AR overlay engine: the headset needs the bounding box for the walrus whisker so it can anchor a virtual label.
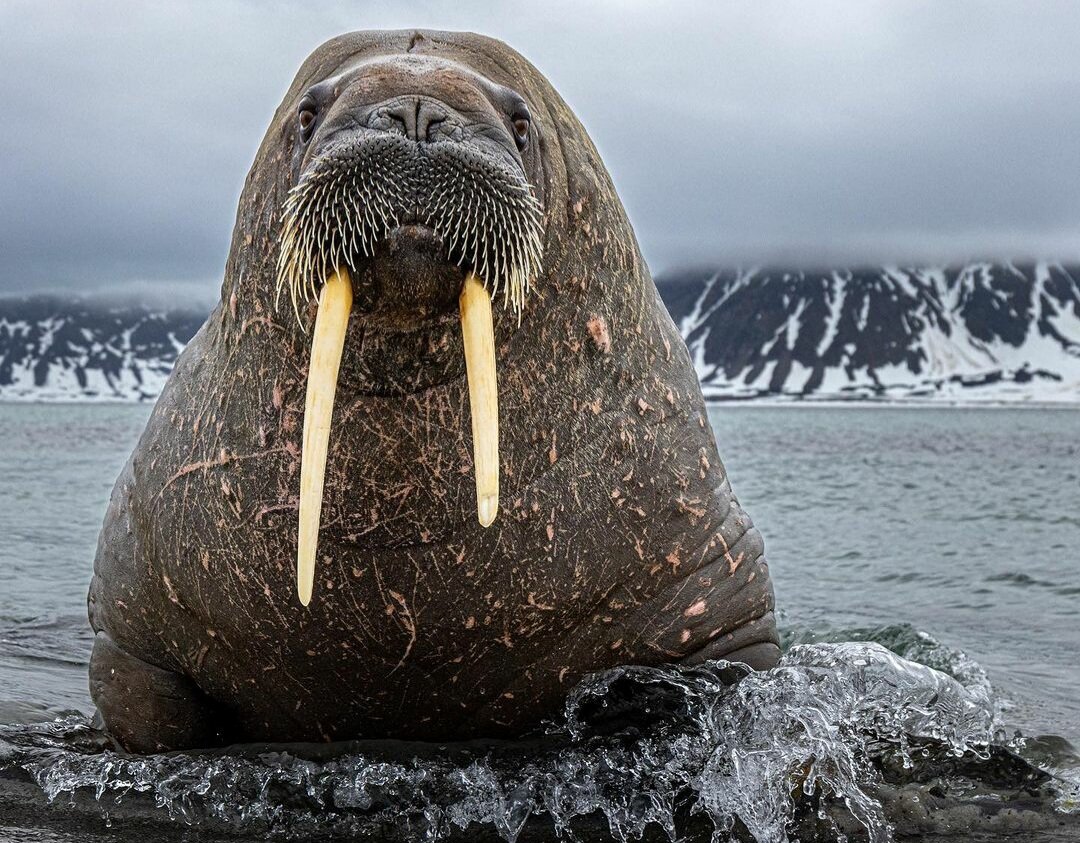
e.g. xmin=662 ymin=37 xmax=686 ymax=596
xmin=275 ymin=135 xmax=544 ymax=329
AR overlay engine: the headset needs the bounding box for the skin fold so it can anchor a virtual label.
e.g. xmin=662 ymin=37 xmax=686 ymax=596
xmin=87 ymin=30 xmax=779 ymax=753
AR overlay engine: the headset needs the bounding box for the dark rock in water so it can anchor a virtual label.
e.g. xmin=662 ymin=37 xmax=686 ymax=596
xmin=1 ymin=640 xmax=1077 ymax=841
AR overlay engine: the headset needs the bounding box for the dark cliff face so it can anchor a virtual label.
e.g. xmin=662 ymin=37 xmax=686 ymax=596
xmin=658 ymin=262 xmax=1080 ymax=402
xmin=0 ymin=296 xmax=205 ymax=401
xmin=3 ymin=261 xmax=1079 ymax=403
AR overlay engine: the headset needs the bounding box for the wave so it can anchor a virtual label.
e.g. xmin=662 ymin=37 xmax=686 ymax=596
xmin=1 ymin=628 xmax=1077 ymax=842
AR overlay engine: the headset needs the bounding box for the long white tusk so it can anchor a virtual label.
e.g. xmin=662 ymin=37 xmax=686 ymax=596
xmin=297 ymin=267 xmax=353 ymax=605
xmin=459 ymin=272 xmax=500 ymax=527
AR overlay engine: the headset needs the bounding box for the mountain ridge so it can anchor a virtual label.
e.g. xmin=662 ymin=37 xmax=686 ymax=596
xmin=0 ymin=296 xmax=204 ymax=402
xmin=2 ymin=261 xmax=1078 ymax=404
xmin=658 ymin=261 xmax=1080 ymax=403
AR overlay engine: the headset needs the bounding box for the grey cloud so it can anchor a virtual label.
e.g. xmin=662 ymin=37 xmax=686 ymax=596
xmin=1 ymin=0 xmax=1079 ymax=296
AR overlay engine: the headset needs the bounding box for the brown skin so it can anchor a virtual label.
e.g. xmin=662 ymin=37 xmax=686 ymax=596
xmin=87 ymin=30 xmax=779 ymax=753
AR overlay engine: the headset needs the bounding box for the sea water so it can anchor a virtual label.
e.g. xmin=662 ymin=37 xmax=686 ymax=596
xmin=0 ymin=404 xmax=1078 ymax=841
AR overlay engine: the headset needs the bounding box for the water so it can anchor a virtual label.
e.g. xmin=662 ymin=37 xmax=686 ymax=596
xmin=1 ymin=403 xmax=1078 ymax=841
xmin=710 ymin=406 xmax=1080 ymax=740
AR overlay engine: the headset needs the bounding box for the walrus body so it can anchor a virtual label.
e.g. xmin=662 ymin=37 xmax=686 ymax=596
xmin=88 ymin=30 xmax=778 ymax=752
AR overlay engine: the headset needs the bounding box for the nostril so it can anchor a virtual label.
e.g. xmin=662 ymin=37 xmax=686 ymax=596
xmin=370 ymin=98 xmax=449 ymax=142
xmin=386 ymin=108 xmax=410 ymax=137
xmin=368 ymin=103 xmax=411 ymax=138
xmin=425 ymin=118 xmax=445 ymax=143
xmin=415 ymin=101 xmax=448 ymax=143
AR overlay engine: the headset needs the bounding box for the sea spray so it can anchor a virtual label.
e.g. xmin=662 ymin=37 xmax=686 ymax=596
xmin=2 ymin=634 xmax=1076 ymax=842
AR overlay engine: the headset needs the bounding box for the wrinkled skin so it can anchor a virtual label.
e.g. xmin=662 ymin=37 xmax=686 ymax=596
xmin=88 ymin=30 xmax=779 ymax=753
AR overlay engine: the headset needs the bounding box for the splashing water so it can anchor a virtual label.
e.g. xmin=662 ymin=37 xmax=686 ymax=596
xmin=1 ymin=635 xmax=1077 ymax=842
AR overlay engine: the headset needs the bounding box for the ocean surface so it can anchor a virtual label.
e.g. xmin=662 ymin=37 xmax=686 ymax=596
xmin=0 ymin=403 xmax=1078 ymax=841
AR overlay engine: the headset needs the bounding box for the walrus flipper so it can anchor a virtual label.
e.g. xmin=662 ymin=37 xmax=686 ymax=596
xmin=87 ymin=452 xmax=233 ymax=753
xmin=88 ymin=632 xmax=227 ymax=753
xmin=683 ymin=633 xmax=781 ymax=671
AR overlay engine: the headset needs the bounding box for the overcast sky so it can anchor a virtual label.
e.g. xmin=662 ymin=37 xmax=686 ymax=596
xmin=2 ymin=0 xmax=1079 ymax=298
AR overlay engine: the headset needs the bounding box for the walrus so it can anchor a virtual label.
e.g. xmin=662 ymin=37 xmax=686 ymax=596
xmin=87 ymin=29 xmax=779 ymax=753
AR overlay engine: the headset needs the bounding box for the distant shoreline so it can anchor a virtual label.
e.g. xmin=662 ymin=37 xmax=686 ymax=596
xmin=2 ymin=397 xmax=1077 ymax=410
xmin=705 ymin=398 xmax=1080 ymax=410
xmin=4 ymin=262 xmax=1078 ymax=408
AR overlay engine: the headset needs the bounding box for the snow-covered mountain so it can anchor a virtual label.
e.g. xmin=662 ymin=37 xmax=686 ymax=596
xmin=659 ymin=262 xmax=1080 ymax=403
xmin=0 ymin=296 xmax=204 ymax=402
xmin=2 ymin=261 xmax=1079 ymax=403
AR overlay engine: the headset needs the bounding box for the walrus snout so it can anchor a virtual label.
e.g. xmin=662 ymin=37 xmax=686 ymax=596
xmin=277 ymin=132 xmax=542 ymax=325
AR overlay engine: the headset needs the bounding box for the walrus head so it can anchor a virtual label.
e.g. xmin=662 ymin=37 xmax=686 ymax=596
xmin=276 ymin=66 xmax=544 ymax=322
xmin=266 ymin=43 xmax=549 ymax=603
xmin=221 ymin=30 xmax=646 ymax=608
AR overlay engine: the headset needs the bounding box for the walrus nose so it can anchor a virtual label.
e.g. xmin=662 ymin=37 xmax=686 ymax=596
xmin=379 ymin=98 xmax=447 ymax=142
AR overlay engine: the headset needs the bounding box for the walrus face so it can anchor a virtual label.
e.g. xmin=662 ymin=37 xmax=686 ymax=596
xmin=277 ymin=54 xmax=544 ymax=324
xmin=273 ymin=54 xmax=546 ymax=604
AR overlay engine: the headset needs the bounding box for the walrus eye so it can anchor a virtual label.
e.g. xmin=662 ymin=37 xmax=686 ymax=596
xmin=511 ymin=113 xmax=530 ymax=150
xmin=298 ymin=97 xmax=318 ymax=142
